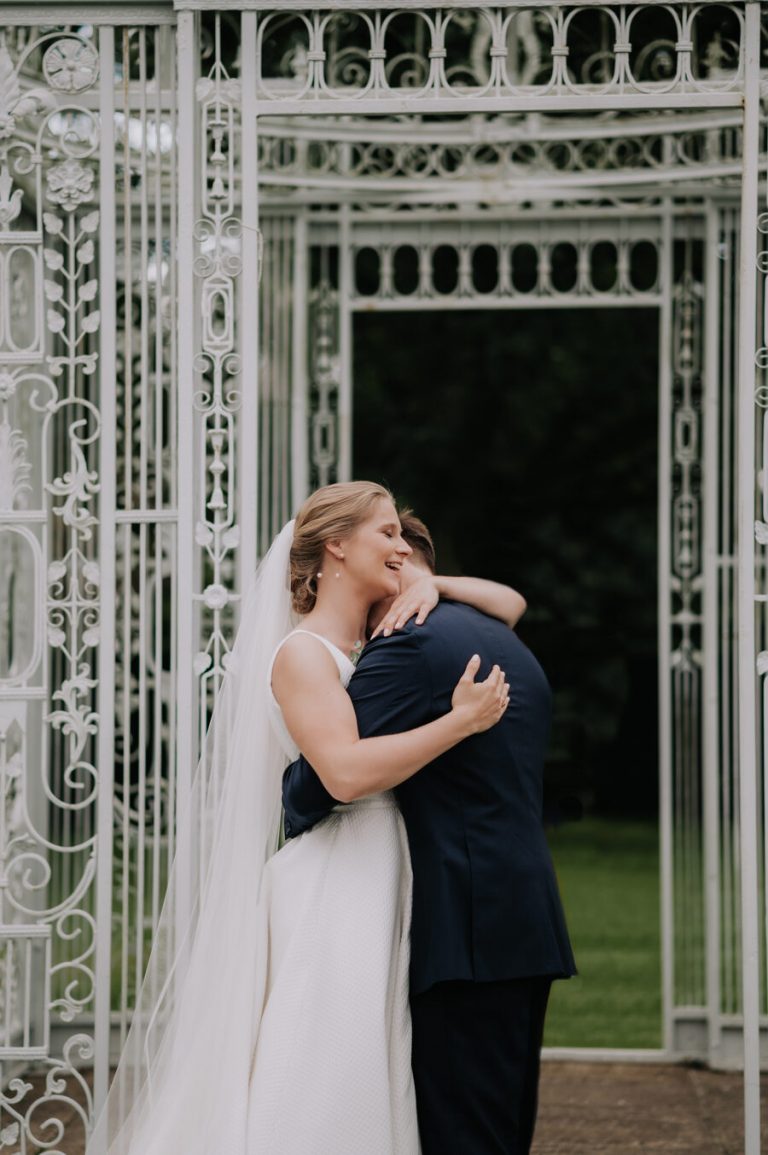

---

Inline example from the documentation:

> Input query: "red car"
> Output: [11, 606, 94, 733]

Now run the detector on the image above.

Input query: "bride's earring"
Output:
[335, 552, 344, 578]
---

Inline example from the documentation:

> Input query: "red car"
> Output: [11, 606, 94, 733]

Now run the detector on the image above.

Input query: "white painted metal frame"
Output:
[736, 8, 762, 1148]
[242, 1, 747, 115]
[0, 13, 183, 1153]
[0, 2, 766, 1151]
[93, 24, 117, 1117]
[232, 4, 763, 1148]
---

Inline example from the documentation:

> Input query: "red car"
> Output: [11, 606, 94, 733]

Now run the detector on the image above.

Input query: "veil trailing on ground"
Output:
[88, 521, 297, 1155]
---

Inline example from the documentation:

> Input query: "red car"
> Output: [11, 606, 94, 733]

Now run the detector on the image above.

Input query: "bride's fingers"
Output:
[396, 599, 430, 629]
[392, 603, 418, 630]
[382, 602, 416, 636]
[373, 596, 434, 638]
[372, 605, 403, 638]
[414, 599, 434, 625]
[460, 654, 482, 683]
[395, 591, 439, 629]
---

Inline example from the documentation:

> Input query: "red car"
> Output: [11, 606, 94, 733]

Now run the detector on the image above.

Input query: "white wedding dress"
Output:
[245, 629, 421, 1154]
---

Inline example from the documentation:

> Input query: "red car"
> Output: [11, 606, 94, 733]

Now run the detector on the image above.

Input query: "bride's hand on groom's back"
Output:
[450, 656, 510, 735]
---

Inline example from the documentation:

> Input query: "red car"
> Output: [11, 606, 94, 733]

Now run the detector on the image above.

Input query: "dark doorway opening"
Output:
[353, 307, 661, 1046]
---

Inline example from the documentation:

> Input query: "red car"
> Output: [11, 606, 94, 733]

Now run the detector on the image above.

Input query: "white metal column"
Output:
[658, 203, 675, 1057]
[736, 4, 763, 1150]
[291, 210, 310, 508]
[240, 11, 260, 579]
[93, 23, 117, 1117]
[174, 6, 199, 947]
[703, 201, 723, 1070]
[338, 203, 353, 483]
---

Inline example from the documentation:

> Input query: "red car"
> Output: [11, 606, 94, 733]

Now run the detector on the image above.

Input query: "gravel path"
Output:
[534, 1061, 763, 1154]
[6, 1060, 764, 1152]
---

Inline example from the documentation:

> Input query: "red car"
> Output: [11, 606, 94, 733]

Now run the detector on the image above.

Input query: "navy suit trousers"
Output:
[410, 977, 552, 1155]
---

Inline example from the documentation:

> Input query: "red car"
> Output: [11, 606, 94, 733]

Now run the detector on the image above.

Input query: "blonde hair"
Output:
[290, 481, 393, 614]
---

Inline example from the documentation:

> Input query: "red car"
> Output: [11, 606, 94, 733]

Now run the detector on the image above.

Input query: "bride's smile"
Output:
[326, 496, 412, 603]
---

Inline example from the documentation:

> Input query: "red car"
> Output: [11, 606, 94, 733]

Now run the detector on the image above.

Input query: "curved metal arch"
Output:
[253, 107, 751, 203]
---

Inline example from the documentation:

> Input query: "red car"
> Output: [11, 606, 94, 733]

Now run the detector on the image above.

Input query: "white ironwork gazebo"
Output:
[1, 1, 768, 1149]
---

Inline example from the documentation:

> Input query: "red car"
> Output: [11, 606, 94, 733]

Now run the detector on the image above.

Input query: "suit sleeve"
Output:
[281, 759, 339, 838]
[282, 629, 434, 837]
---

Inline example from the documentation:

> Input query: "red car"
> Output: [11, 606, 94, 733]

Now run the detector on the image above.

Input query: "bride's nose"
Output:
[396, 538, 413, 557]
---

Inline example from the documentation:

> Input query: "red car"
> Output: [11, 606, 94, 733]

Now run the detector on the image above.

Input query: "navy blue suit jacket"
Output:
[282, 601, 576, 995]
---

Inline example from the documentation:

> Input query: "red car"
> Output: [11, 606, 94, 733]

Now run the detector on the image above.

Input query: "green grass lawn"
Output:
[98, 815, 662, 1043]
[543, 817, 662, 1049]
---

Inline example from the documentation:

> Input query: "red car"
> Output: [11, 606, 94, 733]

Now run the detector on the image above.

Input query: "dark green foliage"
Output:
[353, 307, 659, 818]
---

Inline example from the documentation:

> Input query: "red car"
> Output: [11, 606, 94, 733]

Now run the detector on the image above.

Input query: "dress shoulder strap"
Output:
[267, 629, 355, 755]
[269, 628, 355, 684]
[290, 628, 352, 667]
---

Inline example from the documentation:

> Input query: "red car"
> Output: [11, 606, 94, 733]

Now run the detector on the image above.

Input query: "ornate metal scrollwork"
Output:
[0, 25, 102, 1151]
[257, 114, 745, 199]
[308, 277, 341, 489]
[191, 14, 245, 722]
[668, 259, 706, 1009]
[254, 5, 743, 107]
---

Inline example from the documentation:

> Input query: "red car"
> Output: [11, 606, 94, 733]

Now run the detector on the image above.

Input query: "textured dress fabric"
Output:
[245, 630, 421, 1154]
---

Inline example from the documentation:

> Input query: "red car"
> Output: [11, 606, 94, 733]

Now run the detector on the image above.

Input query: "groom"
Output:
[282, 513, 575, 1154]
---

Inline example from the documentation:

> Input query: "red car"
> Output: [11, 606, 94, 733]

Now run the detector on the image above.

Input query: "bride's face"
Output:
[332, 497, 412, 602]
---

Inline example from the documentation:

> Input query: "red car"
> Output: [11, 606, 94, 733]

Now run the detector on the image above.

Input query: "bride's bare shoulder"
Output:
[272, 630, 339, 687]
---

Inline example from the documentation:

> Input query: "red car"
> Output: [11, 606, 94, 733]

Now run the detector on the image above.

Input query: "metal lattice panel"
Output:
[0, 18, 180, 1149]
[249, 4, 746, 112]
[0, 23, 107, 1148]
[345, 219, 663, 306]
[254, 112, 747, 203]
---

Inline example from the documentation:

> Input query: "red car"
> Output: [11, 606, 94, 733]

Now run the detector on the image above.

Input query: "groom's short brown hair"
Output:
[398, 509, 436, 574]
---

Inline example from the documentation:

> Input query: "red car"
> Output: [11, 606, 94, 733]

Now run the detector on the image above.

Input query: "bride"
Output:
[90, 481, 510, 1155]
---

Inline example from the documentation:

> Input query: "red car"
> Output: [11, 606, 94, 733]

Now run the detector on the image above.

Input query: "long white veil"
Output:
[88, 521, 297, 1155]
